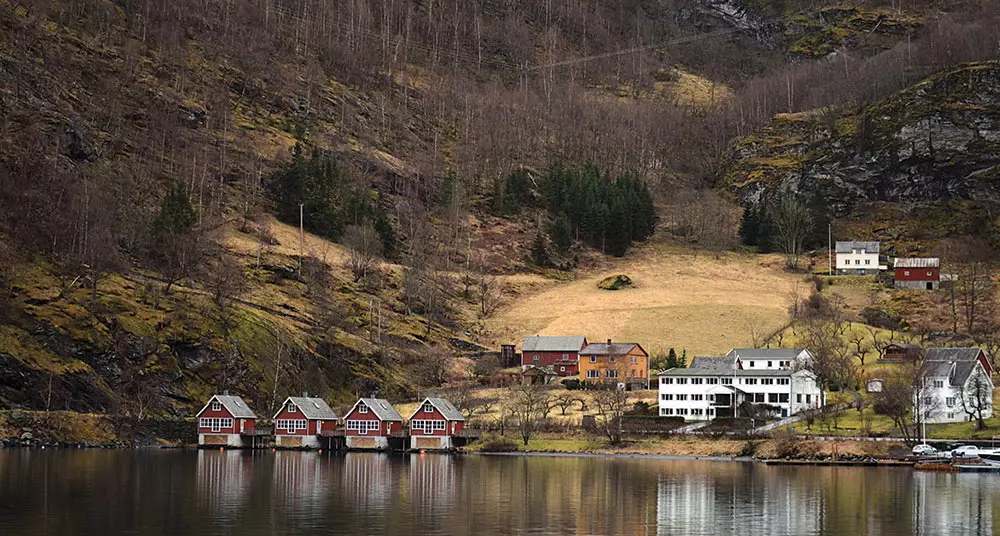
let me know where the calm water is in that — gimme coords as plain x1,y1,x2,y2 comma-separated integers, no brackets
0,449,998,535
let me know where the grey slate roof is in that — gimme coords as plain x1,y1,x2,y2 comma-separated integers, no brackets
274,396,337,420
924,348,983,362
354,398,403,421
689,356,736,371
895,257,940,268
658,368,807,377
204,395,256,419
921,348,986,386
727,348,806,360
413,398,465,421
580,342,643,355
835,241,880,254
522,336,587,353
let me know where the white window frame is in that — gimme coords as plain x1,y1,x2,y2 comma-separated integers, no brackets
211,401,222,412
423,403,434,414
586,369,600,379
358,404,369,414
287,402,297,413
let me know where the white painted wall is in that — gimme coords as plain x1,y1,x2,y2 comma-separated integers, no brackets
837,251,880,272
658,371,822,421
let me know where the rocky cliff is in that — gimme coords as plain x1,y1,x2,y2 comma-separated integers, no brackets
725,62,1000,225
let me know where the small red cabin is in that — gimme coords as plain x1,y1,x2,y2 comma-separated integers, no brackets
408,398,466,450
894,258,940,290
272,394,338,448
343,398,403,450
521,335,588,376
196,394,257,447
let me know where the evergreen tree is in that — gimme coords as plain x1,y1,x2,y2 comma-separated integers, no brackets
665,348,678,369
268,143,347,240
373,212,397,260
550,216,573,254
531,230,549,267
678,349,687,368
739,207,760,247
152,182,197,237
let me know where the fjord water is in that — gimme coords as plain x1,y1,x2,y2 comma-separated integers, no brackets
0,450,997,535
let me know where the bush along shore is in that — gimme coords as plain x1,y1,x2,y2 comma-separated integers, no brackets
0,411,195,448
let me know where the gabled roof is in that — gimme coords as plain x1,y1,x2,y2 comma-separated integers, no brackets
895,257,940,268
198,394,256,419
727,348,807,360
409,398,465,421
273,396,337,420
924,348,983,362
689,356,737,371
835,241,880,254
349,398,403,421
580,342,644,356
522,336,587,353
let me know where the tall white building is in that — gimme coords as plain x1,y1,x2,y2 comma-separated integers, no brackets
835,241,884,275
657,349,822,421
916,348,994,424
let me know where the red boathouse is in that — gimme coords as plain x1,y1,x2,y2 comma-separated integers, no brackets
407,397,466,450
343,398,404,450
272,394,338,448
197,393,257,448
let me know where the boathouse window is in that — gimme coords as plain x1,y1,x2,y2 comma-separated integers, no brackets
276,419,306,432
287,402,297,413
423,403,434,414
358,404,369,413
211,401,221,412
199,418,233,431
347,420,380,433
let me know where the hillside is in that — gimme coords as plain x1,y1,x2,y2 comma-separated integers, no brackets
489,245,802,357
725,61,1000,251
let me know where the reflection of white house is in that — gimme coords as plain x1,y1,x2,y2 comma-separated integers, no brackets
917,348,994,424
835,241,884,275
657,349,821,420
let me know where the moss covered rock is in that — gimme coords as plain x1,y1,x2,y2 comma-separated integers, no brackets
597,274,633,291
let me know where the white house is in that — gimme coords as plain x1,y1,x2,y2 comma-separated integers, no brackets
835,241,884,275
657,352,822,421
726,348,811,370
916,348,994,424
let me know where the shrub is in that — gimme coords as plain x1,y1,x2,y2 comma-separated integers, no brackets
479,435,519,452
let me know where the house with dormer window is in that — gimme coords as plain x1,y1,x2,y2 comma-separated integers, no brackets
343,398,404,450
272,394,338,448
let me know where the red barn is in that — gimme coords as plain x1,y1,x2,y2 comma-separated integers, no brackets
272,394,338,448
407,397,466,450
521,335,588,376
894,258,940,290
197,393,257,448
343,398,403,450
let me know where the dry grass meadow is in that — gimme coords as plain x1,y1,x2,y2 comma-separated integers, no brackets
489,245,805,357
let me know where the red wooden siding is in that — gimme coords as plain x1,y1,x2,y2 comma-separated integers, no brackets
273,407,336,436
343,407,399,436
521,351,581,375
409,405,465,436
197,402,255,435
894,267,939,281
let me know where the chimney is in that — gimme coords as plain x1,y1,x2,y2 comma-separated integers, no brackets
223,390,229,396
607,338,612,347
303,392,309,398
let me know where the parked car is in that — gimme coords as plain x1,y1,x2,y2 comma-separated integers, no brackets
950,445,980,458
912,444,937,456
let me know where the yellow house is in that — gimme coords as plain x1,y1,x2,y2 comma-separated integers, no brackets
578,340,649,387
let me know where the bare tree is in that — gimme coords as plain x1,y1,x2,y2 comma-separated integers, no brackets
591,382,630,444
505,383,550,445
343,223,382,283
772,194,812,269
870,363,923,442
478,274,510,318
552,393,579,416
960,366,993,430
743,314,766,348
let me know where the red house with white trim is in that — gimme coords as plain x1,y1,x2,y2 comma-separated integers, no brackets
197,393,257,448
343,398,404,450
521,336,588,376
407,397,466,450
272,394,338,448
894,258,940,290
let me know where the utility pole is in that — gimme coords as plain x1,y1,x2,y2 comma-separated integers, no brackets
828,223,833,276
298,203,304,276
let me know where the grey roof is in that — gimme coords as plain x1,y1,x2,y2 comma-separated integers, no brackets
658,368,807,377
727,348,806,359
202,395,257,419
924,348,983,362
522,336,587,353
689,356,736,371
580,342,643,356
895,257,940,268
412,398,465,421
274,396,337,420
353,398,403,421
835,241,880,254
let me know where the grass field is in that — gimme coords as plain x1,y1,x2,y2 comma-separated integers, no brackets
489,245,804,356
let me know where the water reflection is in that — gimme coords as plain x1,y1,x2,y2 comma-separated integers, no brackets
2,450,1000,535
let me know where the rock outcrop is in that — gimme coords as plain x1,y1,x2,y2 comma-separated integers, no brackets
724,62,1000,216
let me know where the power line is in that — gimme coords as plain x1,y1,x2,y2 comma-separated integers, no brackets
525,28,738,72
